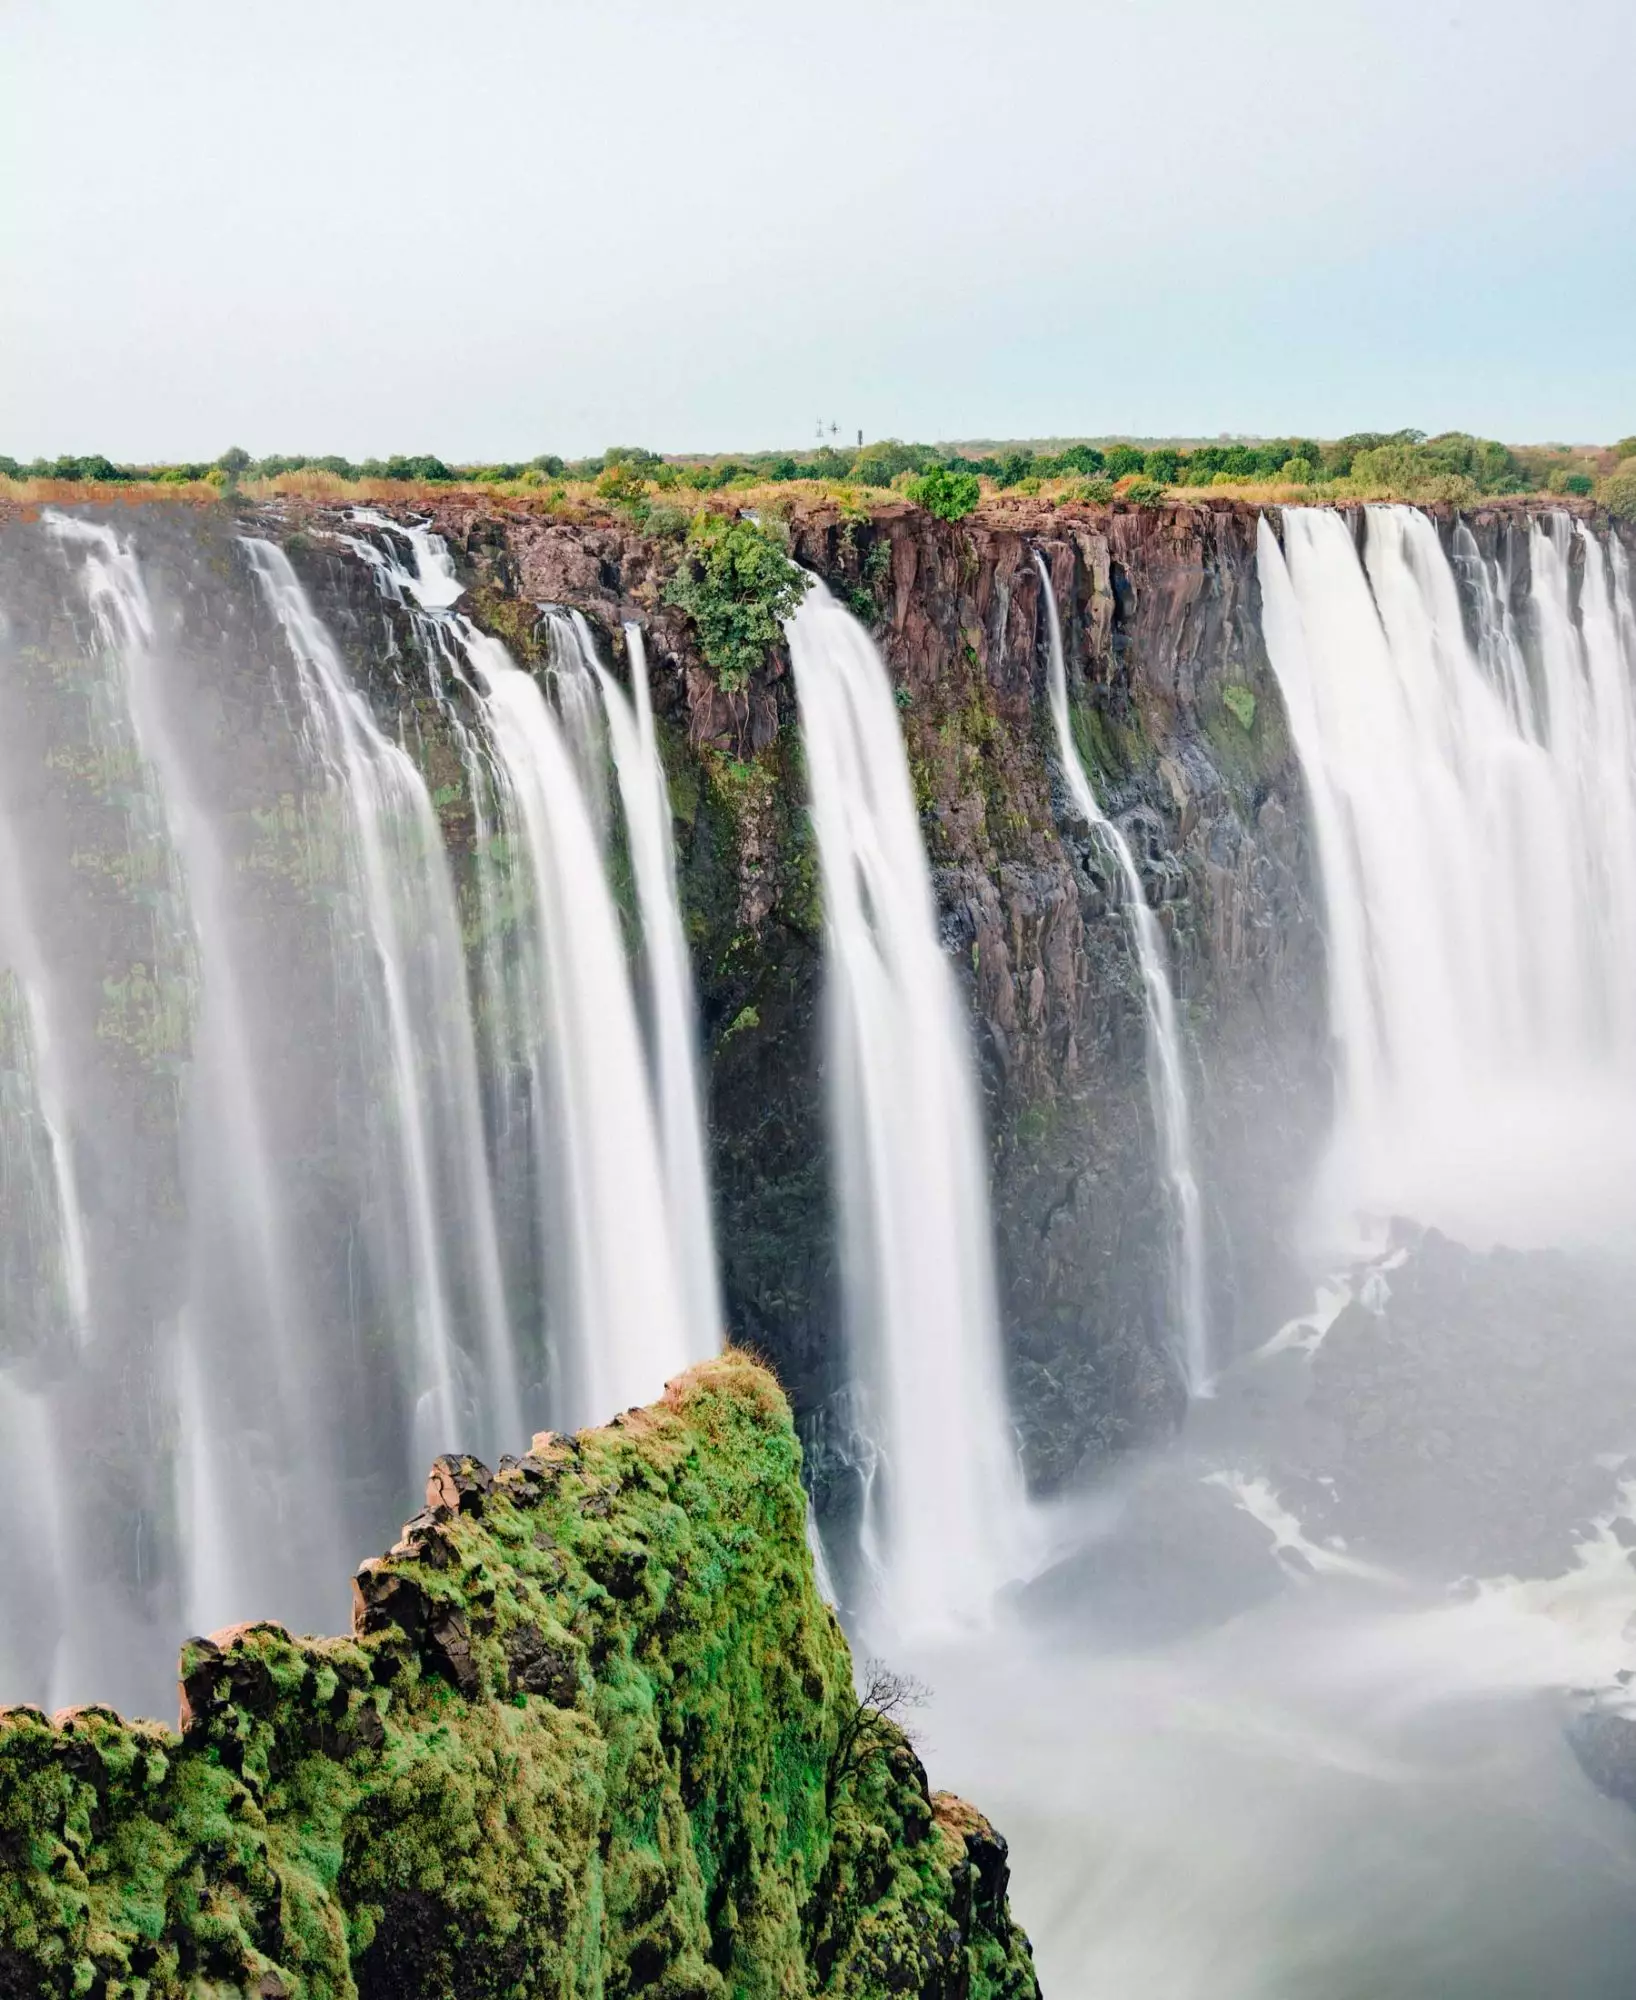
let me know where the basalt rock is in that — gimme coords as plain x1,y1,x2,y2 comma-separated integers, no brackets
341,491,1330,1495
0,1355,1037,2000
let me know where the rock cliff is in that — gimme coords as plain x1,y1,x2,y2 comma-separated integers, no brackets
292,492,1331,1497
0,1355,1037,2000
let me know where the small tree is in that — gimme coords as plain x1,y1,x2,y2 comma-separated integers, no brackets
826,1659,930,1806
663,512,810,693
903,465,980,521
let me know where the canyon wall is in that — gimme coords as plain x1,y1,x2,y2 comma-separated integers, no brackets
335,493,1331,1495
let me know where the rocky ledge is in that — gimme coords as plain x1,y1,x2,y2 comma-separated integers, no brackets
0,1355,1037,2000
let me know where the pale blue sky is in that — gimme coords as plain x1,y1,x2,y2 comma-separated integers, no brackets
4,0,1633,458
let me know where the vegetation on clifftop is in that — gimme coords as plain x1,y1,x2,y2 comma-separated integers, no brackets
0,1355,1037,2000
6,429,1633,520
663,514,811,693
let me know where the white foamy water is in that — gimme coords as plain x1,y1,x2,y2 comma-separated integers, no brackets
344,518,712,1425
1258,506,1636,1253
787,577,1032,1633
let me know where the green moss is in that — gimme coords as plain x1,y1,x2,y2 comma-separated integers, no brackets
1221,683,1256,733
0,1359,1037,2000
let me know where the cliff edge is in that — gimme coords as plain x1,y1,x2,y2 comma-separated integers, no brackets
0,1355,1037,1999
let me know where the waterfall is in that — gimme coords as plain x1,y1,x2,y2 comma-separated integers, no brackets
1258,506,1636,1251
786,578,1030,1632
243,539,517,1471
593,622,723,1359
1034,550,1211,1393
341,518,712,1424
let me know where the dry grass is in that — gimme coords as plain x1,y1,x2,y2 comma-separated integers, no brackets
0,468,1599,532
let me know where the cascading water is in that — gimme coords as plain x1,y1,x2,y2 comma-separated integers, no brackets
338,518,713,1423
1258,506,1636,1251
1034,549,1211,1393
786,577,1030,1633
0,502,717,1712
593,621,723,1359
243,538,517,1473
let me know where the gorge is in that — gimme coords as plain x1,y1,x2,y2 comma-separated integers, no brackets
3,483,1636,1995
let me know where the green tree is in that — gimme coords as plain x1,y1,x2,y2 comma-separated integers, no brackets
1600,464,1636,521
663,513,811,692
903,465,981,521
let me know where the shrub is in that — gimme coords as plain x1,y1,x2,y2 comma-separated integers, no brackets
1067,476,1115,505
1104,444,1145,480
1600,464,1636,522
595,461,651,521
1279,457,1317,485
903,465,981,521
1119,477,1166,506
663,513,811,692
1142,447,1180,484
1612,438,1636,463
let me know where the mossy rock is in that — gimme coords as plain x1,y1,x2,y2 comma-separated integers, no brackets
0,1356,1037,2000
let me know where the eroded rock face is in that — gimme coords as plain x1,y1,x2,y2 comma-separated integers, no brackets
0,1357,1039,2000
265,492,1329,1491
378,493,1329,1492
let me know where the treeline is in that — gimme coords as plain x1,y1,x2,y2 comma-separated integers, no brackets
3,431,1626,502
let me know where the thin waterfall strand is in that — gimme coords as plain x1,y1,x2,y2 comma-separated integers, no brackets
1034,550,1211,1394
592,622,723,1359
787,577,1031,1633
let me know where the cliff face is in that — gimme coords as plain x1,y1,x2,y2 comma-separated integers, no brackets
0,1356,1037,2000
369,492,1330,1493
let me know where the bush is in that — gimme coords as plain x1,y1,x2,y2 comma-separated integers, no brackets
1142,447,1180,484
1103,444,1145,480
1600,464,1636,522
1612,438,1636,463
595,462,651,521
663,513,811,692
1067,476,1115,505
359,454,455,482
1119,477,1167,506
903,465,981,521
1279,457,1317,485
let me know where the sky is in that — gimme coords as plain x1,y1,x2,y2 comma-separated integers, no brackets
4,0,1634,460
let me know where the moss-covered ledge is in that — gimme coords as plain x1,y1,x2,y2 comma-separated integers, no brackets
0,1355,1038,2000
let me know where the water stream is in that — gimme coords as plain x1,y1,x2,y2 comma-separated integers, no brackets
1035,547,1210,1392
786,577,1032,1633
